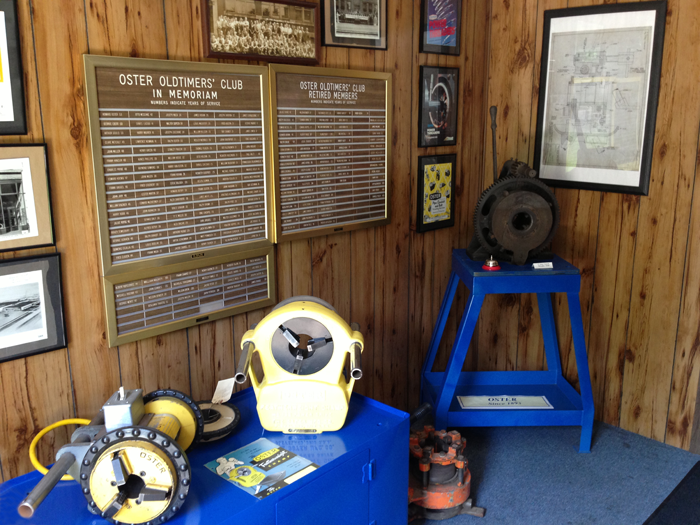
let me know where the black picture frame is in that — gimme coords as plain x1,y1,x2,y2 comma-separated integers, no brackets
321,0,387,50
0,253,66,363
202,0,321,65
0,0,26,135
419,0,462,56
533,1,667,196
418,66,459,148
0,143,56,253
416,154,456,232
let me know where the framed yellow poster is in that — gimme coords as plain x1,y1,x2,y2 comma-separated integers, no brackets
416,154,455,232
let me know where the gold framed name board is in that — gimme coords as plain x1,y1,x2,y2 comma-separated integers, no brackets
269,64,392,242
84,55,276,346
104,247,275,346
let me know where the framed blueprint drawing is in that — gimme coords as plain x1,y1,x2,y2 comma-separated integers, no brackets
533,2,666,195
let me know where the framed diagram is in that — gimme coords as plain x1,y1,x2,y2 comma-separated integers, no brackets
269,64,392,243
0,0,26,135
533,2,667,195
0,144,55,252
416,154,455,232
418,66,459,147
419,0,462,56
321,0,387,50
202,0,320,65
0,254,66,363
103,246,275,347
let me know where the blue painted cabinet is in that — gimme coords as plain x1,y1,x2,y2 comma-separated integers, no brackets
0,389,409,525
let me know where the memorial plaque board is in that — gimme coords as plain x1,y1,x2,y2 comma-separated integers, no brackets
269,64,391,242
84,55,275,276
103,247,275,347
84,56,276,346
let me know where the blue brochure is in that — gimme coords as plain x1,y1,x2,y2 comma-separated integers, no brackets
205,437,319,499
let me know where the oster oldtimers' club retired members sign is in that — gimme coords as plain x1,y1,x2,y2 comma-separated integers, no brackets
269,64,392,242
84,55,275,346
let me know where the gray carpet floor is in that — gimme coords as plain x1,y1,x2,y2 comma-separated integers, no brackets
413,422,699,525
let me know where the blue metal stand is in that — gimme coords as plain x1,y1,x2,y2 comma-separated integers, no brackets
421,250,595,453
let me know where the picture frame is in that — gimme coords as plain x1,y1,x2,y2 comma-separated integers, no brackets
0,253,66,363
418,66,459,148
0,0,27,135
321,0,387,50
269,64,392,243
0,144,55,253
416,154,456,232
533,1,667,195
202,0,320,65
419,0,462,56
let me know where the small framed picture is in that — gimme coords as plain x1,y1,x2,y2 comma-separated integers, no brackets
0,253,66,363
202,0,320,65
419,0,462,55
0,0,27,135
0,144,54,252
417,154,456,232
321,0,387,50
419,66,459,147
533,2,667,195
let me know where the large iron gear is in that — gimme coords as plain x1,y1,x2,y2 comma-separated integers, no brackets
473,175,560,265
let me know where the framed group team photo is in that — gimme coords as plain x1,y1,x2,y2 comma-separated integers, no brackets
0,0,27,135
418,66,459,147
0,253,66,363
416,154,456,232
533,2,667,195
419,0,462,55
321,0,387,50
202,0,320,65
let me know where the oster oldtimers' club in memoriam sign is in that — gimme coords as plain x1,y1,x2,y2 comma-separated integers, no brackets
84,56,275,346
270,64,392,242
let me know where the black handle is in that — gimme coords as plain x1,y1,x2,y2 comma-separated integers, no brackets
410,402,433,425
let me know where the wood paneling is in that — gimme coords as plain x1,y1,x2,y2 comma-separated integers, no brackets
2,0,700,484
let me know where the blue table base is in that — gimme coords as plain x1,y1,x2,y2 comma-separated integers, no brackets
420,250,595,453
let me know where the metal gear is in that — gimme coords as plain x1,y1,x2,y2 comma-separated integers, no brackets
473,176,560,265
79,426,191,525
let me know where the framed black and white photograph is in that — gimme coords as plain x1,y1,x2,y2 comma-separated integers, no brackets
533,2,667,195
419,66,459,148
202,0,320,65
0,0,26,135
416,154,456,232
0,253,66,363
321,0,387,50
419,0,462,56
0,144,54,252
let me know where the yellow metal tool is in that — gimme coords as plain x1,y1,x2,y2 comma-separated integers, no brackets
19,387,203,525
235,296,364,434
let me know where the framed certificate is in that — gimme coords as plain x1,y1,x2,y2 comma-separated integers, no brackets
269,64,392,242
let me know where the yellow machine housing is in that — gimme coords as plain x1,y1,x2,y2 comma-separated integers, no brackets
238,296,364,434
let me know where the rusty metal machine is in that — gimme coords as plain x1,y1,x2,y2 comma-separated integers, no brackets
18,388,204,524
467,106,560,265
408,404,485,521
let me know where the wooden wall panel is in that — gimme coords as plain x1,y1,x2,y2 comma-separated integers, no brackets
3,0,700,483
